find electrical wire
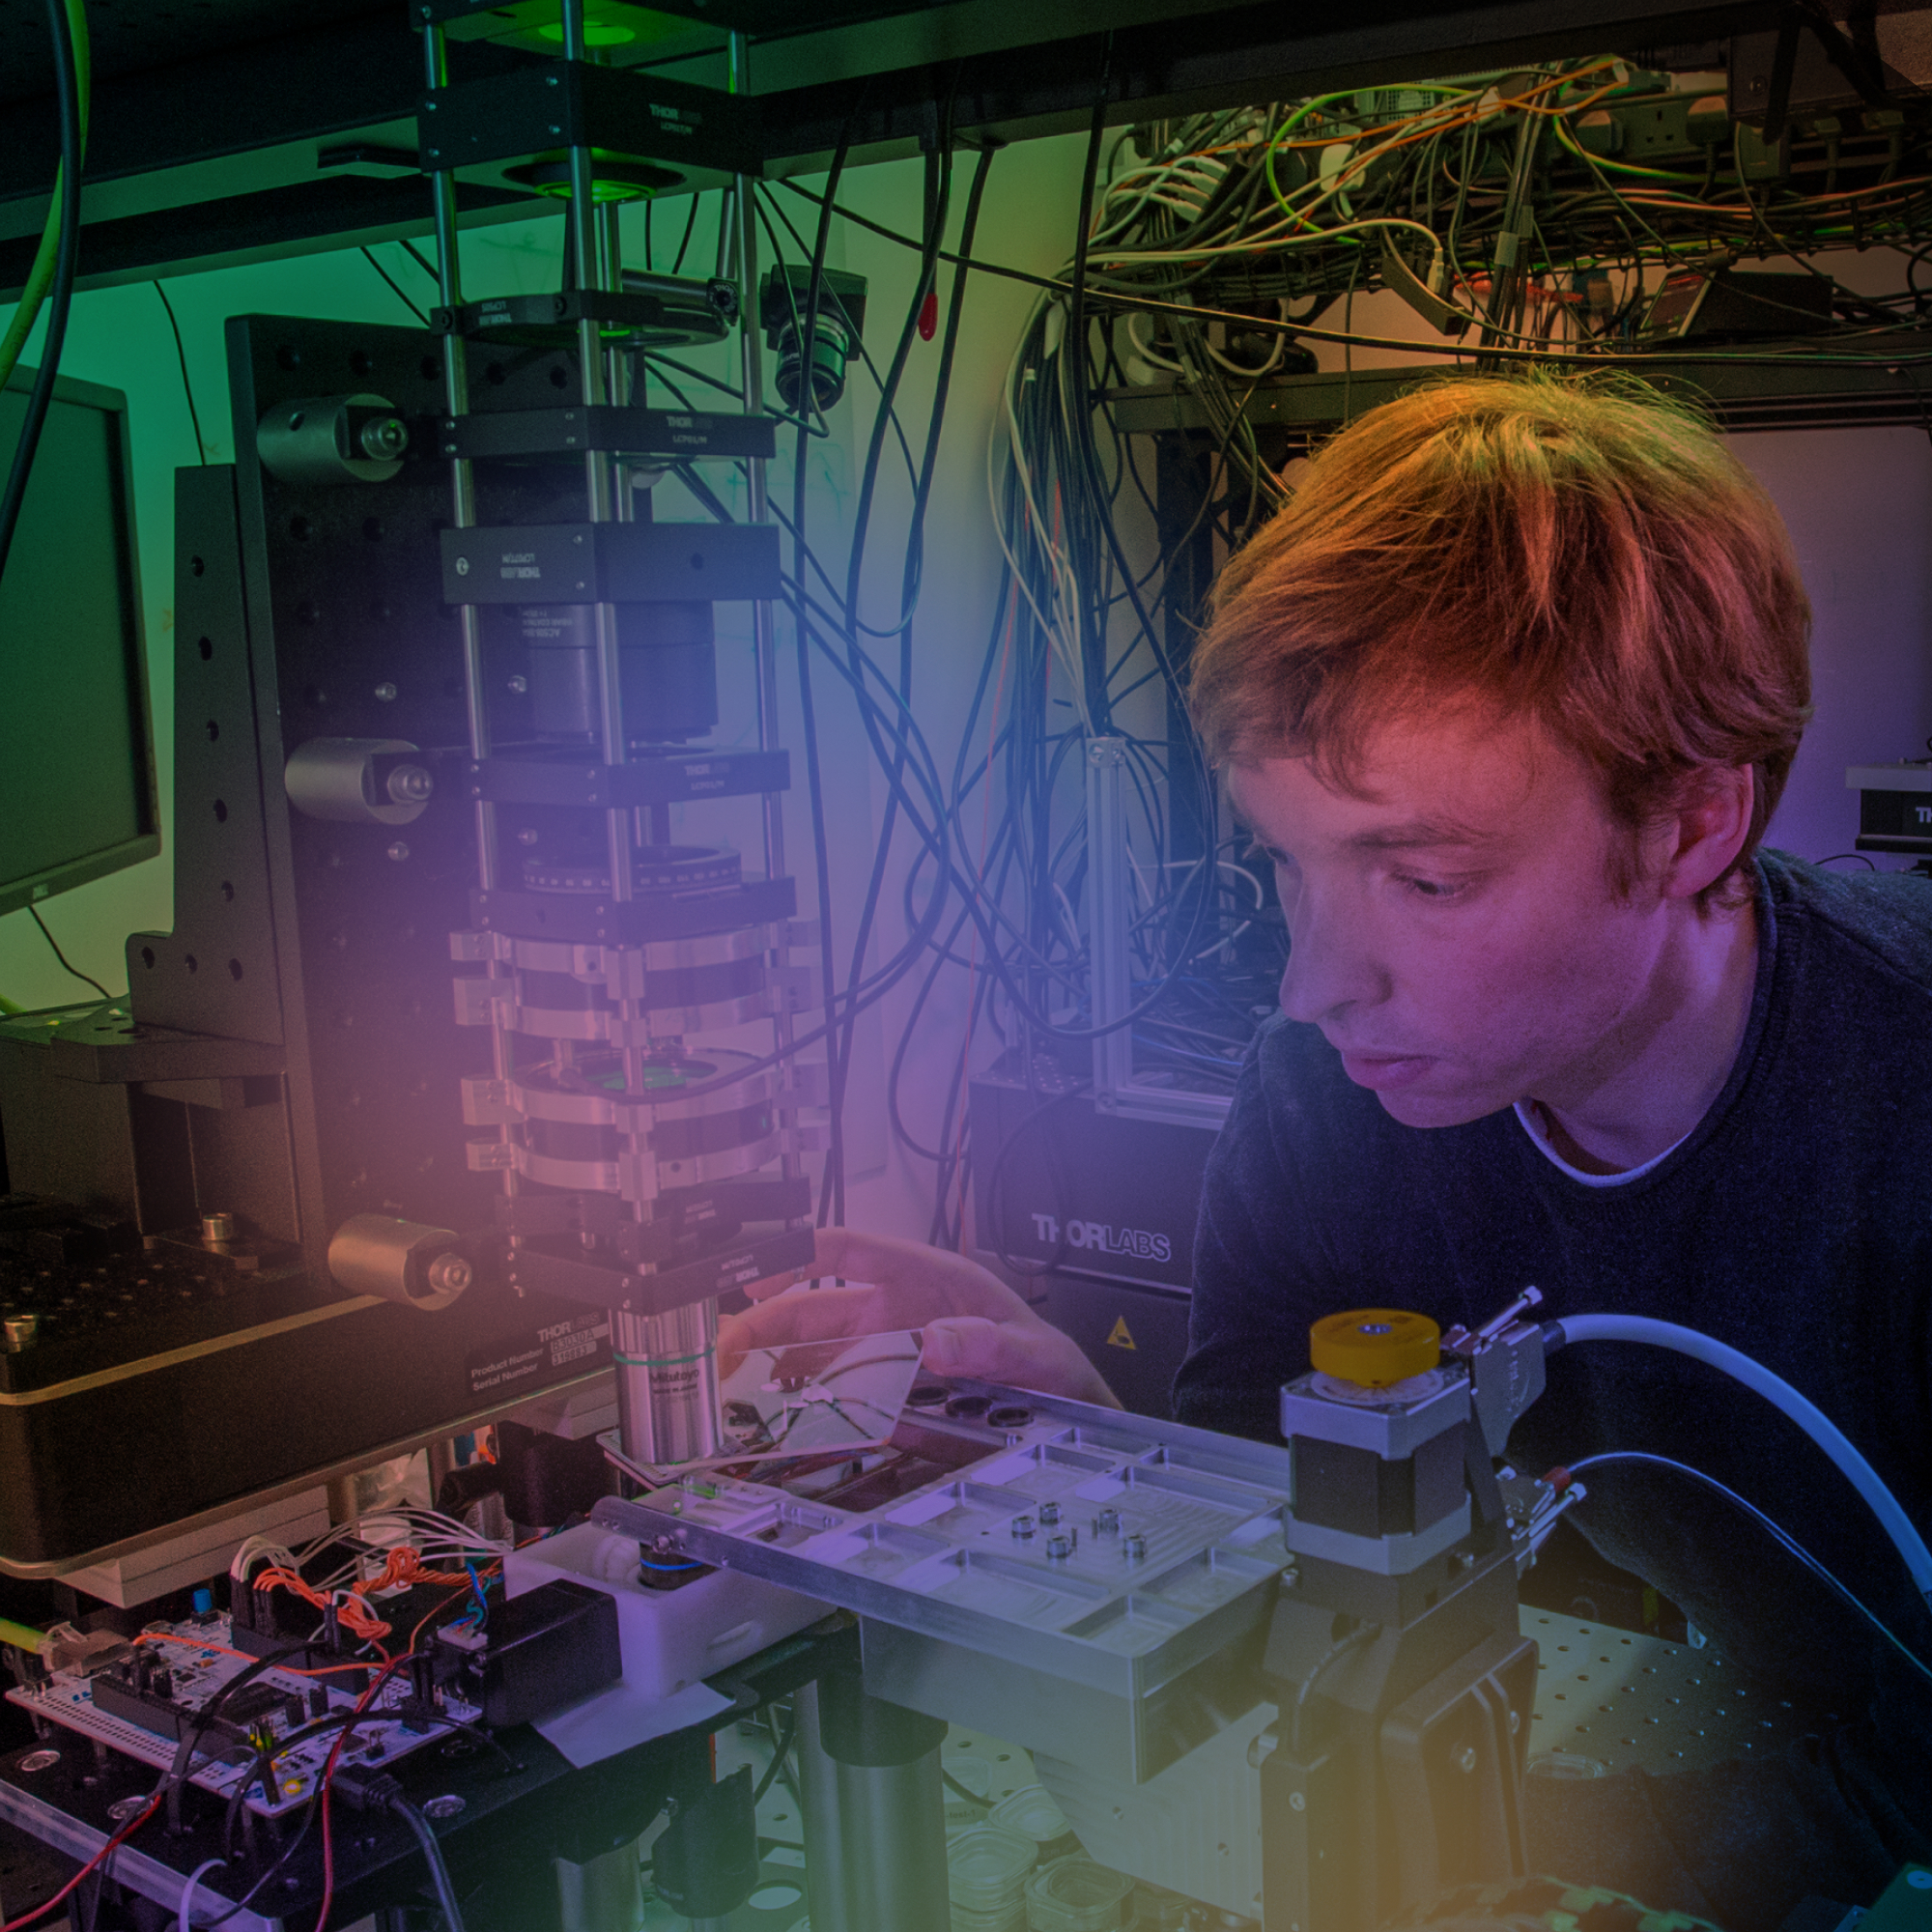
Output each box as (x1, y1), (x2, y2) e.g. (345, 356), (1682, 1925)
(178, 1857), (226, 1932)
(0, 0), (89, 400)
(386, 1794), (469, 1932)
(752, 1704), (798, 1805)
(153, 282), (208, 466)
(676, 56), (1932, 1235)
(360, 246), (431, 326)
(0, 1791), (161, 1932)
(0, 0), (88, 592)
(1287, 1620), (1381, 1758)
(26, 903), (110, 1001)
(1557, 1451), (1932, 1689)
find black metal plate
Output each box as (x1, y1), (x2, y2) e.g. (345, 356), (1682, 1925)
(467, 748), (789, 808)
(418, 62), (756, 179)
(440, 404), (776, 464)
(440, 521), (781, 604)
(506, 1223), (813, 1318)
(470, 876), (795, 944)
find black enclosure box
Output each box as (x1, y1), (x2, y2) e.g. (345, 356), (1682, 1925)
(434, 1577), (622, 1728)
(1039, 1275), (1194, 1420)
(968, 1071), (1219, 1292)
(1851, 762), (1932, 854)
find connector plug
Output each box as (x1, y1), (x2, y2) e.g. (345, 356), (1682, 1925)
(329, 1766), (403, 1813)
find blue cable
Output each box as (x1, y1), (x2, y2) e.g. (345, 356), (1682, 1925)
(1549, 1314), (1932, 1610)
(1564, 1450), (1932, 1690)
(461, 1561), (489, 1631)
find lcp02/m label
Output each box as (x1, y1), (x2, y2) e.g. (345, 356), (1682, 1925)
(468, 1309), (611, 1399)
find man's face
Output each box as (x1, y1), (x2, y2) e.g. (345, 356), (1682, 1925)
(1228, 707), (1680, 1128)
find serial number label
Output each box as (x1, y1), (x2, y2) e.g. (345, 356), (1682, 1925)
(467, 1309), (611, 1397)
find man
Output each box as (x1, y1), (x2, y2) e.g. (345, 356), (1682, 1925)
(726, 377), (1932, 1927)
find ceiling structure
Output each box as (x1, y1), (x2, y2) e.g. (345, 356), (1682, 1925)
(1, 0), (1792, 297)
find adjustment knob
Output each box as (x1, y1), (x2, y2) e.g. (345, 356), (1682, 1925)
(1308, 1308), (1441, 1387)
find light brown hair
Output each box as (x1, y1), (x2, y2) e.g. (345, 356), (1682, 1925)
(1187, 374), (1812, 903)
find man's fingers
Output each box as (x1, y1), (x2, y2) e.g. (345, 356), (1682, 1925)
(922, 1317), (1124, 1408)
(717, 1285), (882, 1376)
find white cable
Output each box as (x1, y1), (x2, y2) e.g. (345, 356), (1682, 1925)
(179, 1857), (226, 1932)
(1550, 1314), (1932, 1611)
(1123, 311), (1187, 374)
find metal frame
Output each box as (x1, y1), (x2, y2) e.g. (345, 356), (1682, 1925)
(595, 1377), (1304, 1783)
(0, 1766), (281, 1931)
(1, 0), (1788, 298)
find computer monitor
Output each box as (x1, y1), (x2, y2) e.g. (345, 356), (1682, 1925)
(0, 363), (159, 917)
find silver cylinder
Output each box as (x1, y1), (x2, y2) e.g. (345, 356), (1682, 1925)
(795, 1682), (858, 1932)
(327, 1214), (471, 1311)
(794, 1681), (951, 1932)
(830, 1753), (948, 1930)
(613, 1298), (723, 1464)
(256, 393), (407, 485)
(285, 738), (432, 825)
(554, 1838), (642, 1932)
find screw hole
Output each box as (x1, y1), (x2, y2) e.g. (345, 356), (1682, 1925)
(275, 345), (302, 371)
(228, 958), (243, 980)
(289, 516), (312, 542)
(205, 720), (219, 741)
(213, 799), (228, 823)
(220, 880), (235, 901)
(190, 555), (206, 578)
(198, 636), (213, 660)
(140, 947), (156, 969)
(185, 954), (199, 974)
(349, 350), (374, 377)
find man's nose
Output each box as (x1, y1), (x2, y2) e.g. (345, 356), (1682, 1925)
(1277, 897), (1388, 1024)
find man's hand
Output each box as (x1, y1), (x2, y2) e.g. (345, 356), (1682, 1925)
(717, 1226), (1122, 1409)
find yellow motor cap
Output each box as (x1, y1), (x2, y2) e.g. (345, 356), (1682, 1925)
(1309, 1308), (1441, 1387)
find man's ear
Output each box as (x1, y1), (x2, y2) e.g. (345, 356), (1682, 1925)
(1657, 765), (1755, 901)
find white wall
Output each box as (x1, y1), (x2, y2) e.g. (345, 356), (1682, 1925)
(1743, 429), (1932, 868)
(1300, 279), (1932, 873)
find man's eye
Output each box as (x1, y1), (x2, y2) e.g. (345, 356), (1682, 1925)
(1397, 874), (1463, 900)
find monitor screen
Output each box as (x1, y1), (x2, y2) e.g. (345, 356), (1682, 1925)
(0, 365), (159, 917)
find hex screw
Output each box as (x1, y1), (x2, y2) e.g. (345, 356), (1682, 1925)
(1011, 1516), (1036, 1541)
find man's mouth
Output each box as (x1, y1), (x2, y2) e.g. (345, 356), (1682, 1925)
(1337, 1049), (1437, 1092)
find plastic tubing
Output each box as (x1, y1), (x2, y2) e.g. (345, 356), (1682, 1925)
(0, 1618), (43, 1654)
(1546, 1313), (1932, 1610)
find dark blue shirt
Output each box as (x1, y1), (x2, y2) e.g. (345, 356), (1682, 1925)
(1176, 852), (1932, 1921)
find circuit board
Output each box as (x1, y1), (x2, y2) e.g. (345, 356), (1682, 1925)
(5, 1616), (479, 1818)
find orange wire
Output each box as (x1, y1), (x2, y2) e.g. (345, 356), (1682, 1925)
(130, 1633), (386, 1678)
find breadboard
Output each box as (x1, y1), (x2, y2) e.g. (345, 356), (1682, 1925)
(6, 1617), (479, 1817)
